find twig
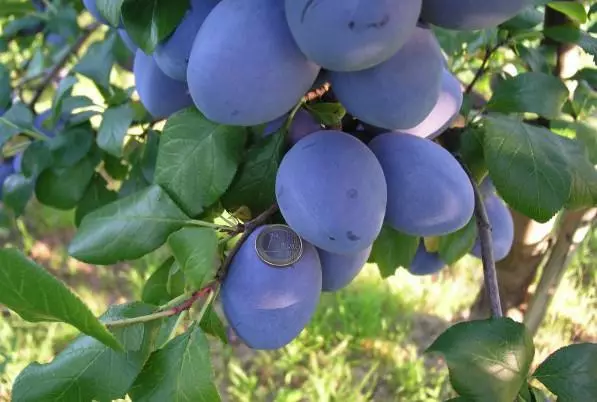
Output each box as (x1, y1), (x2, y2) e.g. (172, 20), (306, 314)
(464, 42), (504, 95)
(28, 21), (101, 108)
(216, 203), (280, 281)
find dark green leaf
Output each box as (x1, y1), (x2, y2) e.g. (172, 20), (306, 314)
(73, 33), (116, 90)
(2, 173), (34, 216)
(0, 63), (11, 110)
(121, 0), (190, 54)
(103, 152), (129, 180)
(142, 257), (185, 305)
(200, 306), (228, 344)
(559, 137), (597, 209)
(96, 0), (125, 27)
(97, 103), (134, 157)
(48, 125), (94, 167)
(439, 217), (477, 264)
(119, 163), (151, 198)
(369, 225), (419, 278)
(459, 126), (487, 183)
(544, 26), (597, 64)
(155, 108), (247, 217)
(547, 2), (587, 24)
(0, 248), (121, 350)
(12, 303), (160, 402)
(141, 129), (160, 183)
(20, 141), (52, 178)
(307, 103), (346, 127)
(0, 103), (35, 146)
(487, 73), (569, 119)
(533, 343), (597, 402)
(222, 130), (285, 215)
(50, 76), (77, 125)
(69, 184), (188, 264)
(74, 174), (118, 227)
(482, 115), (570, 222)
(167, 262), (186, 297)
(168, 227), (219, 290)
(427, 318), (535, 402)
(574, 68), (597, 89)
(129, 325), (221, 402)
(35, 156), (96, 210)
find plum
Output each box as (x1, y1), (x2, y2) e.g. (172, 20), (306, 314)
(421, 0), (534, 30)
(12, 153), (22, 173)
(369, 133), (474, 237)
(276, 130), (387, 254)
(318, 245), (372, 292)
(154, 0), (218, 82)
(221, 226), (322, 350)
(329, 26), (443, 130)
(285, 0), (421, 72)
(118, 29), (137, 54)
(408, 241), (446, 276)
(479, 176), (496, 198)
(34, 110), (65, 138)
(0, 162), (15, 199)
(82, 0), (110, 25)
(133, 51), (194, 119)
(401, 69), (463, 139)
(263, 109), (321, 145)
(186, 0), (320, 126)
(471, 195), (514, 261)
(46, 33), (66, 47)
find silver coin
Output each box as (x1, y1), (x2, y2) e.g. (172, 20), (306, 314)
(255, 224), (304, 267)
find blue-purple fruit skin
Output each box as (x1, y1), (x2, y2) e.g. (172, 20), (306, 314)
(400, 69), (463, 139)
(263, 109), (321, 145)
(319, 245), (372, 292)
(285, 0), (422, 72)
(479, 176), (496, 198)
(0, 163), (15, 199)
(154, 0), (219, 82)
(186, 0), (320, 126)
(408, 241), (446, 276)
(369, 133), (475, 237)
(46, 33), (66, 47)
(118, 29), (138, 53)
(12, 153), (23, 173)
(221, 226), (322, 350)
(276, 131), (387, 254)
(472, 195), (514, 261)
(133, 50), (194, 119)
(421, 0), (534, 30)
(329, 26), (443, 130)
(82, 0), (110, 25)
(34, 110), (64, 138)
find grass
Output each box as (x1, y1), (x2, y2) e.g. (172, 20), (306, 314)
(0, 202), (595, 401)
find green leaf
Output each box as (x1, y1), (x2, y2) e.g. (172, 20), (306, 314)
(544, 26), (597, 64)
(0, 248), (121, 350)
(103, 152), (129, 180)
(574, 68), (597, 89)
(129, 325), (221, 402)
(0, 103), (35, 146)
(73, 33), (116, 90)
(48, 124), (94, 167)
(119, 163), (151, 198)
(141, 129), (160, 183)
(0, 63), (11, 110)
(167, 262), (186, 297)
(97, 103), (134, 157)
(439, 217), (477, 265)
(533, 343), (597, 401)
(306, 103), (346, 127)
(96, 0), (125, 27)
(21, 141), (52, 178)
(142, 257), (184, 305)
(168, 227), (219, 290)
(74, 174), (118, 227)
(50, 76), (77, 125)
(427, 318), (535, 402)
(200, 306), (228, 344)
(155, 108), (247, 217)
(35, 156), (96, 210)
(559, 137), (597, 208)
(369, 225), (419, 278)
(482, 115), (570, 222)
(69, 184), (188, 264)
(223, 129), (285, 215)
(547, 2), (587, 24)
(12, 303), (160, 402)
(121, 0), (190, 54)
(2, 173), (34, 216)
(487, 73), (569, 119)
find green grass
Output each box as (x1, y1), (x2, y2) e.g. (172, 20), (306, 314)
(0, 203), (595, 401)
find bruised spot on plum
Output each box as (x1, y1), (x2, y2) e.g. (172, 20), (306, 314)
(346, 231), (360, 241)
(301, 142), (316, 150)
(329, 236), (336, 241)
(346, 188), (358, 199)
(349, 15), (391, 30)
(277, 186), (284, 198)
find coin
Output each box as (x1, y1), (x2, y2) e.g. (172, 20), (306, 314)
(255, 224), (303, 267)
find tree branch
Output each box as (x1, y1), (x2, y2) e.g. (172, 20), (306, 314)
(465, 42), (504, 95)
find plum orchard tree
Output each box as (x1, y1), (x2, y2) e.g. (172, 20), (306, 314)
(0, 0), (596, 400)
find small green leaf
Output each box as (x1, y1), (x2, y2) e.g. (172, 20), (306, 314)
(96, 0), (125, 27)
(369, 225), (419, 278)
(50, 76), (77, 125)
(103, 152), (129, 180)
(574, 68), (597, 89)
(121, 0), (190, 54)
(129, 325), (221, 402)
(73, 33), (116, 90)
(155, 108), (247, 217)
(69, 184), (188, 264)
(12, 303), (160, 402)
(200, 306), (228, 344)
(35, 156), (96, 210)
(0, 63), (11, 109)
(487, 72), (569, 119)
(426, 318), (535, 402)
(168, 227), (219, 290)
(439, 217), (477, 265)
(2, 173), (34, 216)
(97, 103), (134, 157)
(141, 130), (160, 183)
(306, 103), (346, 127)
(0, 248), (121, 350)
(559, 137), (597, 209)
(223, 129), (286, 215)
(0, 103), (35, 146)
(482, 115), (570, 222)
(459, 126), (487, 184)
(74, 174), (118, 227)
(547, 1), (587, 24)
(142, 257), (185, 305)
(533, 343), (597, 401)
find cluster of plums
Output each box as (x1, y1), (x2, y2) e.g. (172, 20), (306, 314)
(79, 0), (528, 349)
